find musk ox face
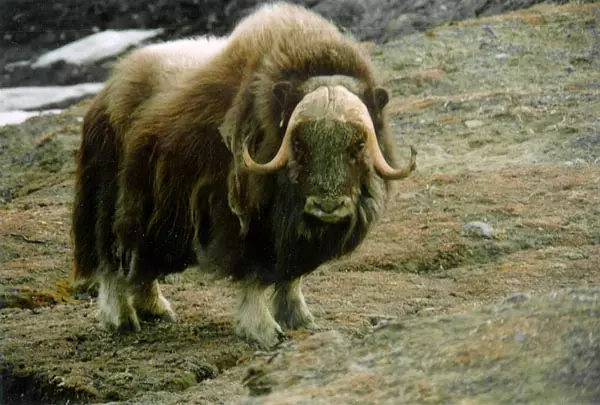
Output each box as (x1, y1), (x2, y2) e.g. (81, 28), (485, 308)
(243, 84), (417, 225)
(289, 119), (366, 223)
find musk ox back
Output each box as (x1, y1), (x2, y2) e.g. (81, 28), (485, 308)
(72, 2), (416, 348)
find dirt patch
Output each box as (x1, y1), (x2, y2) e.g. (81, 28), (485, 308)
(0, 3), (599, 405)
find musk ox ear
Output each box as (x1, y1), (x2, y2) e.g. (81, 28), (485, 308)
(374, 87), (389, 111)
(272, 81), (294, 105)
(272, 81), (296, 128)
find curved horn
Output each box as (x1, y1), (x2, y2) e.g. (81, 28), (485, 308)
(242, 86), (328, 174)
(243, 129), (291, 174)
(333, 85), (416, 180)
(365, 126), (417, 180)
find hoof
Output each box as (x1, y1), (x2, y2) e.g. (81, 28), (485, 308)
(236, 321), (286, 348)
(136, 295), (178, 324)
(276, 313), (318, 331)
(137, 307), (178, 324)
(97, 306), (141, 333)
(300, 321), (322, 332)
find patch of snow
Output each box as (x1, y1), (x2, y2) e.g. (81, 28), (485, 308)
(5, 60), (30, 69)
(0, 83), (104, 111)
(0, 109), (63, 127)
(32, 29), (163, 68)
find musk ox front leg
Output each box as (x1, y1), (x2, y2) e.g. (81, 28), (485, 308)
(236, 282), (285, 348)
(272, 277), (318, 330)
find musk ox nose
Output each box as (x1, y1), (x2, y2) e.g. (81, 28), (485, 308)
(304, 196), (353, 223)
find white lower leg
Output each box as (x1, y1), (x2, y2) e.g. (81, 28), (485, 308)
(273, 278), (317, 330)
(131, 280), (177, 323)
(236, 283), (284, 348)
(97, 271), (140, 332)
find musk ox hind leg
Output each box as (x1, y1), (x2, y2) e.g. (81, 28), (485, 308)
(236, 282), (285, 348)
(272, 277), (318, 331)
(96, 270), (141, 332)
(130, 278), (177, 323)
(96, 252), (178, 332)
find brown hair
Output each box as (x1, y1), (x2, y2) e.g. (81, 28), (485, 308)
(72, 2), (400, 286)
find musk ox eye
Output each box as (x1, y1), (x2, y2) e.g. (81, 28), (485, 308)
(348, 140), (366, 162)
(293, 138), (306, 153)
(292, 138), (307, 162)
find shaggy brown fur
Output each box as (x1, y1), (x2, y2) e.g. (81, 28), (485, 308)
(72, 2), (409, 347)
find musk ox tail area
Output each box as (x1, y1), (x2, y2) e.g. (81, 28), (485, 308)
(72, 100), (119, 281)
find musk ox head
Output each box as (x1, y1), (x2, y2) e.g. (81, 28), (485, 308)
(243, 85), (417, 224)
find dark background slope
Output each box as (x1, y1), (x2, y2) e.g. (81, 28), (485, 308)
(0, 0), (590, 88)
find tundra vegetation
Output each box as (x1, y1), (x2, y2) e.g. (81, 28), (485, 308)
(0, 3), (599, 404)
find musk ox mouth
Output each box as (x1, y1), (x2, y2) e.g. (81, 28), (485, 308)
(303, 196), (353, 224)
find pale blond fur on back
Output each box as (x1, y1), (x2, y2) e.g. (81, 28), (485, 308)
(102, 35), (229, 135)
(231, 2), (340, 38)
(139, 36), (230, 71)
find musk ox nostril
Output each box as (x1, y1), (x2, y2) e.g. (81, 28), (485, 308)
(304, 196), (352, 223)
(314, 199), (343, 213)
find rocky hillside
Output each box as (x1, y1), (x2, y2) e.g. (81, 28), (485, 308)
(1, 0), (594, 88)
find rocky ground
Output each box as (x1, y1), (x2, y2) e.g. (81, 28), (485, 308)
(1, 2), (599, 405)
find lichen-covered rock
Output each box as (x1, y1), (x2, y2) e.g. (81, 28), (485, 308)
(243, 289), (600, 405)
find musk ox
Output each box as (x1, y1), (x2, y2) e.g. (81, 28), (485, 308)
(72, 2), (417, 347)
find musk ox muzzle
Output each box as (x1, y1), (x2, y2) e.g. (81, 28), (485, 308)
(243, 85), (417, 180)
(304, 195), (353, 223)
